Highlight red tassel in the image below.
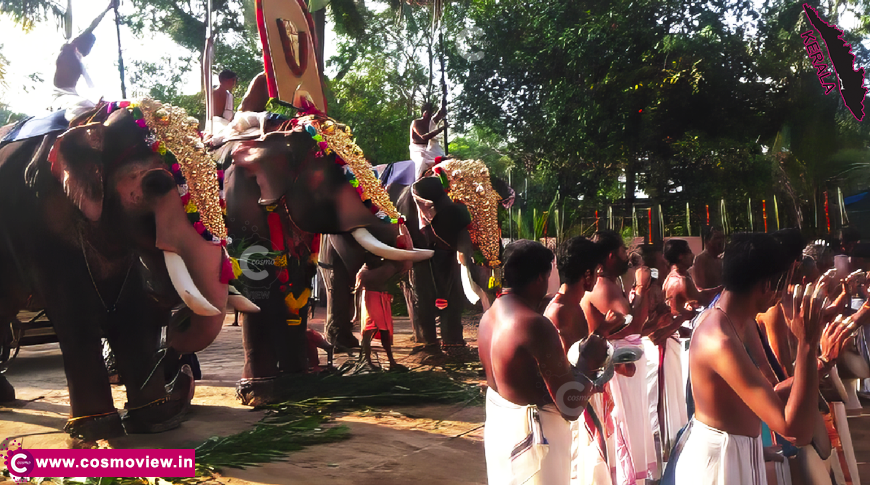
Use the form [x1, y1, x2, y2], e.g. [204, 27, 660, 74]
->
[310, 234, 321, 255]
[267, 212, 286, 251]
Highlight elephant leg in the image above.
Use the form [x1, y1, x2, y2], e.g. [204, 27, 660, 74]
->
[0, 374, 13, 402]
[103, 299, 168, 408]
[49, 306, 124, 439]
[321, 235, 361, 349]
[275, 305, 309, 374]
[438, 266, 467, 346]
[409, 262, 439, 346]
[320, 262, 357, 348]
[241, 303, 281, 379]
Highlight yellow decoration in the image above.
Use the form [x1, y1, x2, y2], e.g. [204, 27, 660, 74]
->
[184, 201, 198, 213]
[286, 318, 302, 326]
[300, 115, 402, 222]
[137, 98, 226, 242]
[438, 159, 502, 268]
[284, 288, 311, 315]
[274, 254, 288, 268]
[231, 258, 243, 279]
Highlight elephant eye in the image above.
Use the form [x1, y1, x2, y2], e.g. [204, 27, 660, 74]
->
[142, 170, 175, 196]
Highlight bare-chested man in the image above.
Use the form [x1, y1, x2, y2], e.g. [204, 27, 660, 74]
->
[672, 232, 828, 484]
[581, 230, 657, 484]
[409, 101, 447, 179]
[480, 240, 606, 485]
[52, 0, 118, 120]
[545, 236, 618, 485]
[662, 239, 722, 316]
[692, 226, 725, 290]
[581, 230, 650, 338]
[546, 236, 616, 352]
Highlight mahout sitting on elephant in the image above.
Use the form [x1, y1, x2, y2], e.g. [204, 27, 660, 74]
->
[320, 158, 510, 358]
[211, 106, 433, 405]
[0, 99, 230, 440]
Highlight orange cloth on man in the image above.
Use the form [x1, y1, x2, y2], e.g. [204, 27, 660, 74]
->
[361, 290, 394, 344]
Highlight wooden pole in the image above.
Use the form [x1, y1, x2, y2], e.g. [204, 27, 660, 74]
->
[439, 32, 448, 155]
[763, 199, 768, 233]
[113, 4, 126, 99]
[774, 195, 780, 230]
[647, 208, 652, 243]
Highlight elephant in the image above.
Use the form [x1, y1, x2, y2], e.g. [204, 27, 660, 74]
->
[321, 159, 510, 355]
[0, 100, 230, 440]
[212, 111, 432, 405]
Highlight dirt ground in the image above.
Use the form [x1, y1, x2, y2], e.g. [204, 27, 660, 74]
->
[0, 308, 487, 485]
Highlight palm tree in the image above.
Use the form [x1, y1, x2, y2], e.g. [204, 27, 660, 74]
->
[0, 0, 66, 31]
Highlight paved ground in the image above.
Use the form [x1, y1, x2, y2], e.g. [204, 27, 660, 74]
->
[0, 308, 487, 484]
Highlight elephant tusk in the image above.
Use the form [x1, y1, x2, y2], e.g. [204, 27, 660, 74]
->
[228, 294, 261, 313]
[163, 251, 222, 317]
[351, 228, 434, 262]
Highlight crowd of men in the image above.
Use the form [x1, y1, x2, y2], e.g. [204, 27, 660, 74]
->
[480, 227, 867, 485]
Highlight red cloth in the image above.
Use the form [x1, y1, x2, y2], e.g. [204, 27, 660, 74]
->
[361, 290, 393, 344]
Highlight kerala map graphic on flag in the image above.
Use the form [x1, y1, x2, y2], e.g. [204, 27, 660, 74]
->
[256, 0, 328, 113]
[803, 3, 868, 121]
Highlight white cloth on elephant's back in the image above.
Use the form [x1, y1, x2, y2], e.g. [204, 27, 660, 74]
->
[207, 111, 269, 145]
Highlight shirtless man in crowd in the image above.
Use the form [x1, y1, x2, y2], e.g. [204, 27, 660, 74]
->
[480, 240, 606, 485]
[581, 230, 650, 338]
[662, 239, 722, 317]
[673, 232, 830, 484]
[692, 226, 725, 290]
[545, 236, 619, 352]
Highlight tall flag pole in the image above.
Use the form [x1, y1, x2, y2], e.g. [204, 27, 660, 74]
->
[774, 195, 780, 230]
[113, 1, 126, 99]
[202, 0, 215, 134]
[686, 202, 691, 236]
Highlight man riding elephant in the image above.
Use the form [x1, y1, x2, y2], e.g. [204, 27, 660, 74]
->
[0, 99, 230, 441]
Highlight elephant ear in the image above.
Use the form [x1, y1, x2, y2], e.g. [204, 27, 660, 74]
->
[49, 122, 105, 221]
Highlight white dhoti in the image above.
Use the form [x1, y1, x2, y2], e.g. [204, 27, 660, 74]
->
[642, 337, 662, 471]
[50, 87, 96, 122]
[485, 388, 571, 485]
[571, 396, 613, 485]
[608, 335, 657, 485]
[661, 336, 689, 461]
[673, 419, 767, 485]
[409, 119, 445, 179]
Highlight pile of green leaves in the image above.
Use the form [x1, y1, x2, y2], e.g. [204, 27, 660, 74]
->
[262, 369, 483, 415]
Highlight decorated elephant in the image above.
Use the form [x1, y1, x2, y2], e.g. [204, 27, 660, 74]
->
[321, 159, 509, 356]
[212, 111, 433, 405]
[0, 99, 230, 440]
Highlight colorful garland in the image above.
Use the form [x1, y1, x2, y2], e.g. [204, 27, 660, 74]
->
[262, 100, 404, 226]
[432, 159, 502, 269]
[106, 98, 228, 246]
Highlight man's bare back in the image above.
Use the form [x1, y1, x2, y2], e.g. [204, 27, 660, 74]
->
[545, 294, 589, 352]
[479, 295, 559, 407]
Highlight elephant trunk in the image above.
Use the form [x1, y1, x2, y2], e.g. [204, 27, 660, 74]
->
[152, 192, 229, 353]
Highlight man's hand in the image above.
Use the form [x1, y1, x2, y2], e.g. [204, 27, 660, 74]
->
[604, 310, 626, 334]
[574, 334, 609, 374]
[790, 280, 829, 344]
[820, 315, 852, 363]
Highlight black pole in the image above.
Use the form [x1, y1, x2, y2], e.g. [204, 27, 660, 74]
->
[114, 5, 126, 98]
[439, 32, 447, 155]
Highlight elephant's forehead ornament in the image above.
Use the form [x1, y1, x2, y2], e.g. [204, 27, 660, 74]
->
[433, 159, 502, 268]
[292, 115, 404, 225]
[106, 98, 228, 246]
